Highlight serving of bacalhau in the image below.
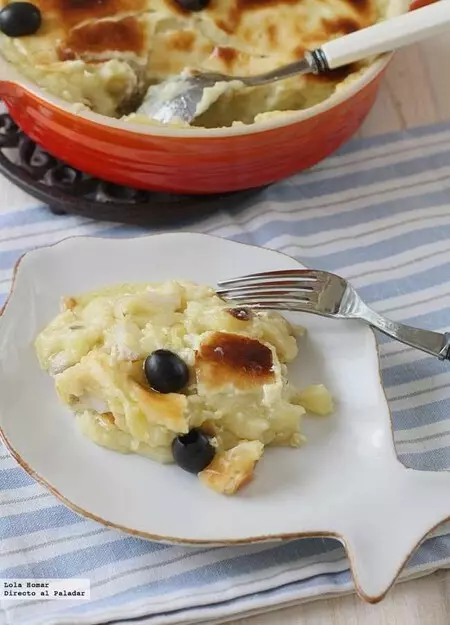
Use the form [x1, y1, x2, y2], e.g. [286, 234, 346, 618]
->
[35, 280, 333, 495]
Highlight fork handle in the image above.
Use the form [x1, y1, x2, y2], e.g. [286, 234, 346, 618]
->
[358, 305, 450, 360]
[314, 1, 450, 71]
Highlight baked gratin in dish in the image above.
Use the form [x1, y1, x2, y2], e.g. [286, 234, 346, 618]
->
[0, 0, 397, 128]
[34, 280, 333, 495]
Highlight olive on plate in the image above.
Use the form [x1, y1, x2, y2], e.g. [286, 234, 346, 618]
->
[144, 349, 189, 394]
[172, 428, 215, 474]
[0, 2, 42, 37]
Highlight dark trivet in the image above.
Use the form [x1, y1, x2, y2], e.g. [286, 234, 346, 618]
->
[0, 112, 266, 226]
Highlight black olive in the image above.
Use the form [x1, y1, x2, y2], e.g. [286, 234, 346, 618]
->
[0, 2, 42, 37]
[144, 349, 189, 394]
[172, 429, 215, 474]
[173, 0, 210, 11]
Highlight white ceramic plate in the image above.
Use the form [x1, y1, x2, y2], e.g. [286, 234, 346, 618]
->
[2, 232, 450, 604]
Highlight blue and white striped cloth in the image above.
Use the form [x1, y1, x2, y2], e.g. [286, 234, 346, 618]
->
[2, 121, 450, 625]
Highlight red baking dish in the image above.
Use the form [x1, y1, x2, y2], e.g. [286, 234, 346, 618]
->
[0, 0, 428, 195]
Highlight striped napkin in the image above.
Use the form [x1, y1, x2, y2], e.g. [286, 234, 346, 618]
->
[2, 121, 450, 625]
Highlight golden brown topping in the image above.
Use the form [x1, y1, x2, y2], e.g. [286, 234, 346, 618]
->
[214, 45, 238, 67]
[198, 419, 217, 437]
[129, 380, 189, 433]
[266, 22, 277, 46]
[346, 0, 370, 12]
[215, 17, 235, 35]
[61, 296, 77, 311]
[196, 331, 275, 391]
[225, 307, 253, 321]
[322, 16, 361, 36]
[57, 48, 76, 61]
[198, 440, 264, 494]
[166, 30, 196, 52]
[60, 17, 146, 60]
[293, 44, 305, 59]
[101, 412, 115, 425]
[237, 0, 298, 9]
[36, 0, 147, 26]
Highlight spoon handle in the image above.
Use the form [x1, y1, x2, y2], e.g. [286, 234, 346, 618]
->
[318, 1, 450, 70]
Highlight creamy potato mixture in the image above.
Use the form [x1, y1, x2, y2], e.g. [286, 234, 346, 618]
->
[34, 280, 333, 494]
[0, 0, 395, 127]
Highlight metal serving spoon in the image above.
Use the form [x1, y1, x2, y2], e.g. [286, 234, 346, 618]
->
[138, 0, 450, 125]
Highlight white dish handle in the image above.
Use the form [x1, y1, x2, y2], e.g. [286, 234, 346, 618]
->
[321, 1, 450, 69]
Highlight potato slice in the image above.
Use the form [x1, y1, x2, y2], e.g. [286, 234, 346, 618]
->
[198, 440, 264, 495]
[297, 384, 334, 416]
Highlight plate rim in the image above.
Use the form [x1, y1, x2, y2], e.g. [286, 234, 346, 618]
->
[0, 231, 431, 604]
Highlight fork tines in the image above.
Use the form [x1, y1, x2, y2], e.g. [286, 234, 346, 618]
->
[217, 269, 320, 287]
[216, 269, 322, 310]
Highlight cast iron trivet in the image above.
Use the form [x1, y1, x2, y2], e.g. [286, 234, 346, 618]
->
[0, 112, 266, 226]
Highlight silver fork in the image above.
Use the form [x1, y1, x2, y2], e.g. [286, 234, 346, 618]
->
[216, 269, 450, 360]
